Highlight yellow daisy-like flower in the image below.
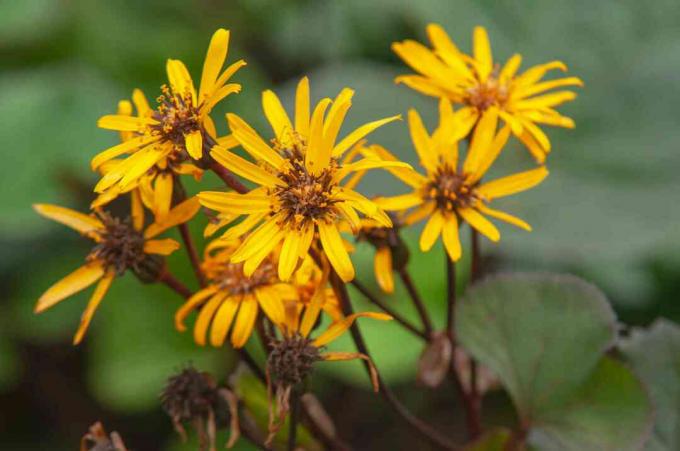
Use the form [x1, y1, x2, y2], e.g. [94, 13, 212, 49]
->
[175, 240, 295, 349]
[92, 94, 205, 220]
[198, 77, 409, 282]
[93, 28, 245, 193]
[393, 24, 583, 162]
[375, 101, 548, 261]
[33, 197, 199, 344]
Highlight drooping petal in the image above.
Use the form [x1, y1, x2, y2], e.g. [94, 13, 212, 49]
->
[175, 286, 218, 332]
[231, 295, 259, 348]
[73, 269, 115, 345]
[185, 130, 203, 160]
[209, 295, 240, 347]
[143, 238, 181, 255]
[318, 222, 354, 282]
[145, 197, 201, 238]
[441, 215, 462, 261]
[477, 204, 531, 231]
[35, 261, 106, 313]
[419, 210, 444, 251]
[33, 204, 103, 236]
[194, 292, 228, 346]
[278, 231, 302, 281]
[254, 287, 286, 327]
[458, 208, 500, 242]
[374, 247, 394, 294]
[153, 172, 174, 219]
[313, 312, 392, 347]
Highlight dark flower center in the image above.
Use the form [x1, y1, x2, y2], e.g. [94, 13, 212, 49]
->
[89, 213, 146, 276]
[267, 335, 321, 386]
[152, 85, 202, 147]
[426, 166, 477, 212]
[466, 75, 508, 111]
[272, 143, 339, 228]
[207, 258, 278, 295]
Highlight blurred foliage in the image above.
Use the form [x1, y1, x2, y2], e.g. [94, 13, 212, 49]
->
[2, 0, 680, 449]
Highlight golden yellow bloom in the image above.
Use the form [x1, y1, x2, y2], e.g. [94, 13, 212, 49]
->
[92, 94, 205, 221]
[175, 240, 295, 349]
[393, 24, 582, 162]
[374, 101, 548, 261]
[33, 197, 199, 344]
[93, 28, 245, 192]
[198, 77, 409, 282]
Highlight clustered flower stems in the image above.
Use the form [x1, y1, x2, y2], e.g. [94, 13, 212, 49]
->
[34, 22, 580, 450]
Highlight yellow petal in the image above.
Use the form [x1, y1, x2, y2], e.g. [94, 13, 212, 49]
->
[143, 238, 180, 255]
[262, 89, 293, 140]
[278, 231, 302, 281]
[230, 295, 258, 348]
[374, 247, 394, 294]
[145, 197, 201, 238]
[514, 91, 577, 110]
[242, 229, 285, 276]
[407, 109, 438, 172]
[477, 204, 531, 231]
[217, 213, 265, 242]
[513, 76, 583, 100]
[458, 208, 500, 242]
[117, 147, 170, 191]
[362, 145, 428, 188]
[199, 28, 230, 102]
[132, 88, 151, 116]
[227, 113, 284, 168]
[198, 190, 272, 214]
[419, 210, 444, 251]
[321, 351, 381, 391]
[375, 192, 423, 211]
[313, 312, 392, 347]
[194, 292, 228, 346]
[254, 287, 286, 327]
[305, 98, 333, 174]
[231, 218, 282, 262]
[473, 26, 493, 81]
[477, 166, 549, 200]
[184, 130, 203, 160]
[499, 54, 522, 83]
[33, 204, 103, 236]
[467, 125, 511, 184]
[36, 261, 105, 313]
[175, 286, 218, 332]
[441, 215, 462, 261]
[166, 59, 196, 104]
[73, 269, 115, 345]
[153, 173, 173, 220]
[131, 189, 145, 231]
[97, 114, 153, 131]
[91, 135, 156, 170]
[318, 222, 354, 282]
[514, 61, 567, 87]
[426, 23, 474, 79]
[463, 107, 499, 176]
[209, 295, 240, 347]
[395, 75, 452, 99]
[295, 76, 310, 137]
[332, 114, 401, 158]
[210, 145, 281, 187]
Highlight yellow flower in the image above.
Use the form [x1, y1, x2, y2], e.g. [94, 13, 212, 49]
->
[393, 24, 582, 162]
[174, 240, 295, 349]
[93, 28, 245, 192]
[374, 102, 548, 261]
[33, 197, 199, 344]
[92, 94, 205, 221]
[355, 218, 402, 294]
[198, 77, 409, 282]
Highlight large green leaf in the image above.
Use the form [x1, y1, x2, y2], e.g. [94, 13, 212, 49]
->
[529, 357, 652, 451]
[456, 273, 652, 450]
[456, 273, 616, 418]
[620, 319, 680, 450]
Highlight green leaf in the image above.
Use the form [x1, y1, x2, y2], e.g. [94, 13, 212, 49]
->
[529, 357, 653, 451]
[456, 273, 617, 419]
[620, 319, 680, 450]
[456, 273, 653, 450]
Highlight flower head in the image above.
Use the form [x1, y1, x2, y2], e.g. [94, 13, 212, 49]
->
[393, 24, 582, 162]
[33, 197, 198, 344]
[93, 29, 245, 193]
[355, 217, 407, 294]
[198, 77, 409, 282]
[375, 101, 548, 261]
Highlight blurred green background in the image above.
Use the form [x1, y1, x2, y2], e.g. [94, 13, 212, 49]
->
[2, 0, 679, 449]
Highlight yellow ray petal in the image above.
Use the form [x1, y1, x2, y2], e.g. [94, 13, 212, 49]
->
[426, 23, 473, 79]
[243, 229, 285, 276]
[392, 40, 462, 87]
[217, 213, 265, 242]
[262, 89, 293, 140]
[198, 190, 272, 214]
[420, 210, 444, 251]
[199, 28, 230, 102]
[441, 215, 462, 261]
[194, 292, 228, 346]
[514, 61, 567, 87]
[513, 77, 583, 100]
[166, 59, 196, 104]
[97, 114, 153, 131]
[33, 204, 103, 236]
[175, 286, 218, 331]
[132, 88, 151, 116]
[362, 145, 428, 188]
[209, 295, 240, 347]
[514, 91, 577, 111]
[144, 197, 201, 238]
[202, 83, 242, 114]
[231, 295, 258, 348]
[255, 287, 285, 327]
[131, 189, 144, 231]
[143, 238, 180, 255]
[467, 125, 511, 184]
[91, 135, 157, 170]
[477, 166, 549, 200]
[299, 268, 329, 338]
[278, 231, 302, 281]
[230, 217, 282, 262]
[185, 130, 203, 160]
[211, 145, 281, 187]
[116, 147, 170, 191]
[395, 75, 453, 99]
[374, 247, 394, 293]
[321, 351, 380, 391]
[211, 59, 246, 96]
[375, 192, 423, 211]
[477, 204, 531, 231]
[295, 76, 310, 137]
[318, 222, 354, 282]
[458, 208, 500, 242]
[313, 312, 392, 347]
[226, 113, 284, 168]
[499, 54, 522, 83]
[332, 114, 401, 157]
[516, 128, 547, 163]
[473, 26, 493, 81]
[463, 107, 499, 176]
[73, 269, 115, 345]
[305, 98, 332, 174]
[153, 173, 173, 219]
[35, 261, 105, 313]
[406, 109, 437, 172]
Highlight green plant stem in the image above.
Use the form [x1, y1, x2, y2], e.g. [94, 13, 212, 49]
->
[351, 279, 427, 340]
[330, 271, 459, 451]
[398, 268, 434, 337]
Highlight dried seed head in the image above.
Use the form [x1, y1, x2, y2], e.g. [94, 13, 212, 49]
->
[89, 212, 146, 276]
[160, 366, 218, 424]
[267, 335, 321, 387]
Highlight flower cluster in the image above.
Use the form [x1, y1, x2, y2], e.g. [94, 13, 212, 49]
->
[33, 23, 579, 449]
